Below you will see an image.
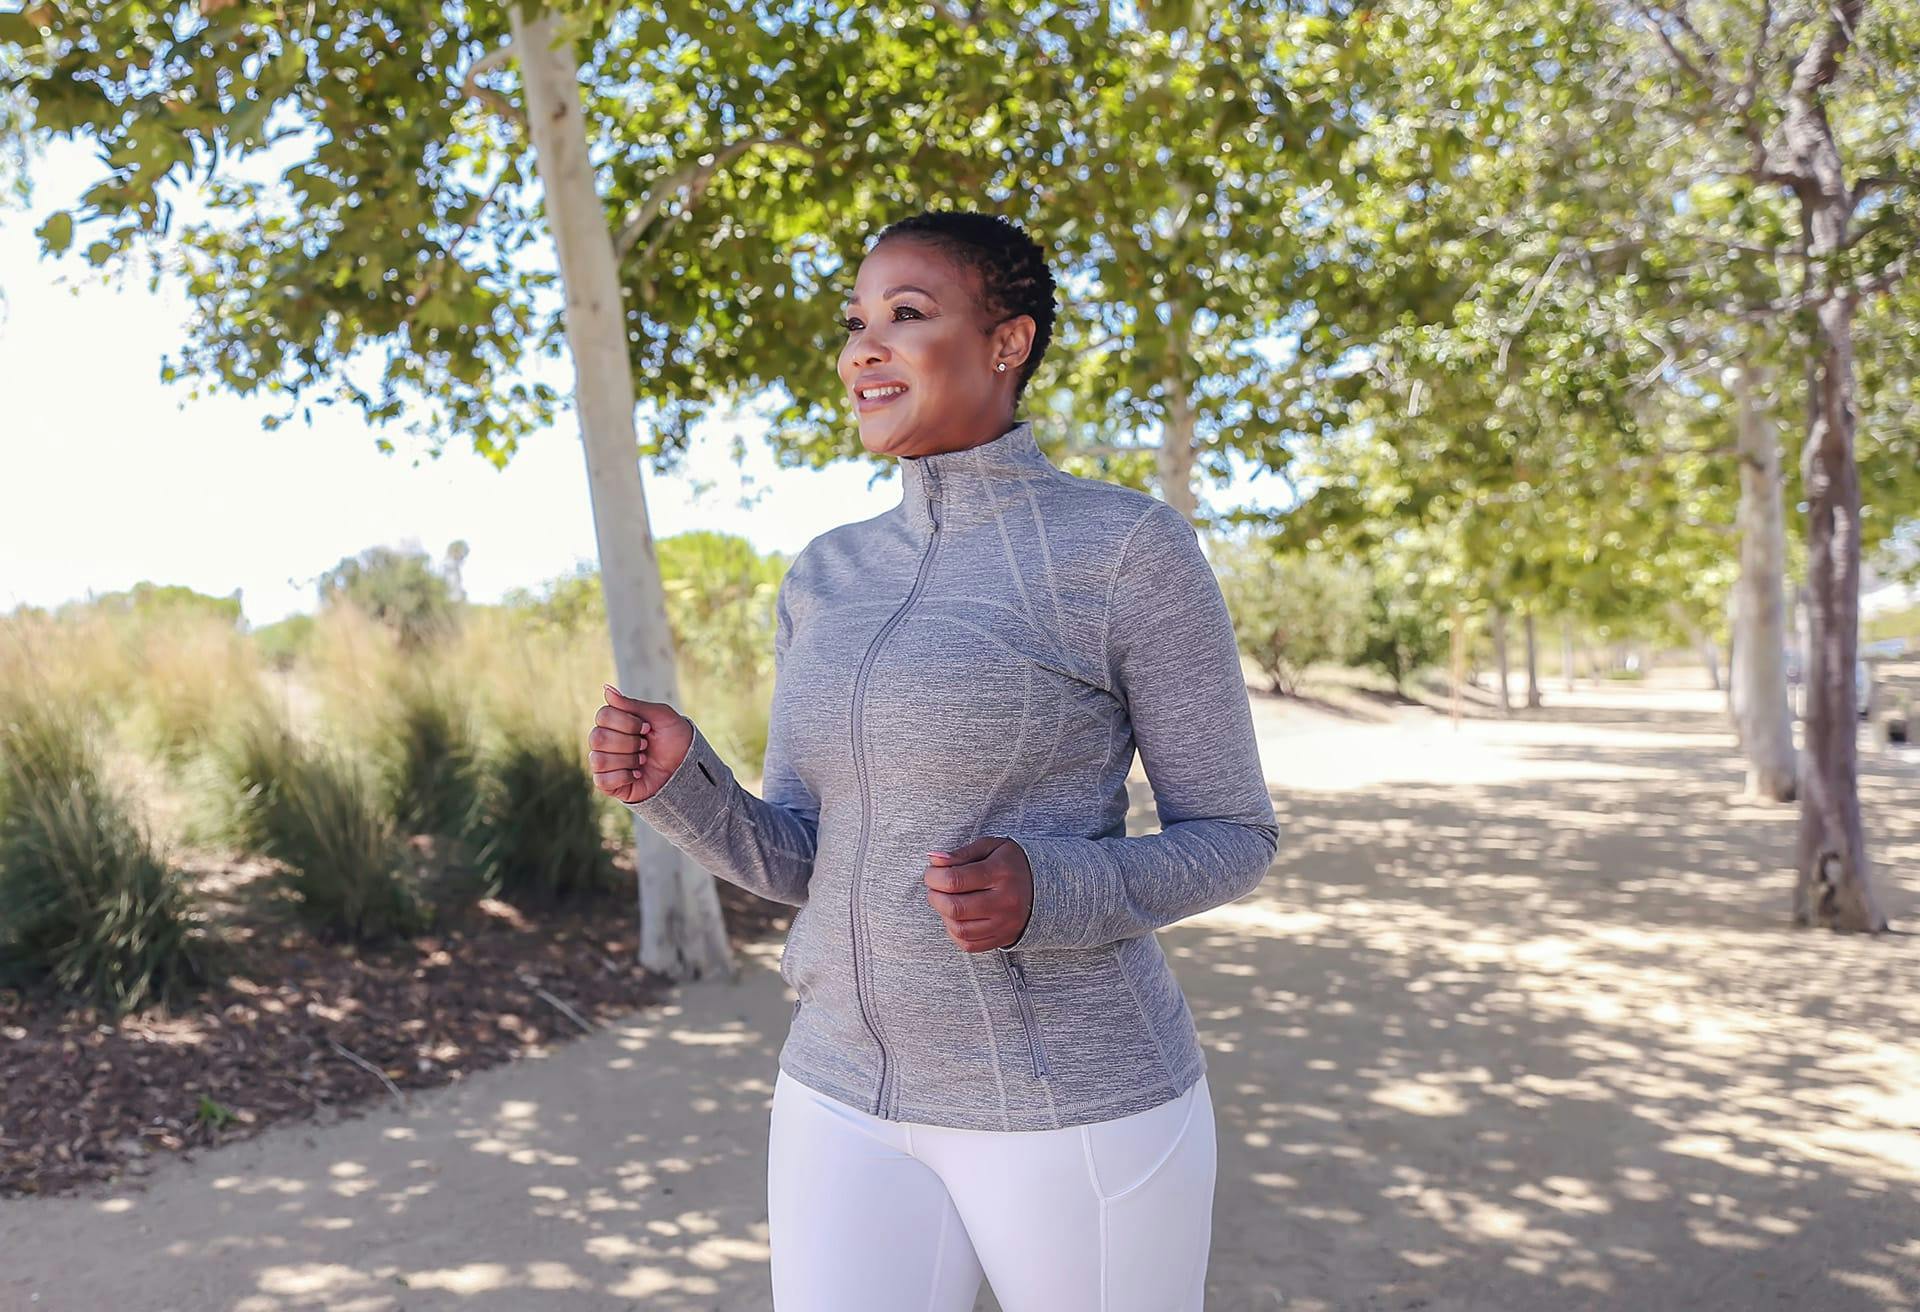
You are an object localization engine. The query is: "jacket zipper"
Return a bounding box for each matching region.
[1000,949,1051,1079]
[848,462,943,1119]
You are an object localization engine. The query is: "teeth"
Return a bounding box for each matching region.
[861,384,907,399]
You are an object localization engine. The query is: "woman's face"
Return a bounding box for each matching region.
[835,238,1033,459]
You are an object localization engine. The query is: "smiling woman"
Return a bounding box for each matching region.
[593,209,1271,1312]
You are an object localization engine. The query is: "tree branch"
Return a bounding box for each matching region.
[461,41,523,127]
[1852,173,1916,204]
[613,135,820,262]
[1629,0,1725,95]
[1496,246,1569,377]
[1735,249,1910,316]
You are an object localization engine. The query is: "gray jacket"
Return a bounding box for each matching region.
[627,417,1279,1131]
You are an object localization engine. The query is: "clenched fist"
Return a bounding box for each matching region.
[924,837,1037,953]
[589,683,694,805]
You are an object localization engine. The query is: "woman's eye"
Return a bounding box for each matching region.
[839,306,925,333]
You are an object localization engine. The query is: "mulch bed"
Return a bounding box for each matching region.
[0,846,792,1200]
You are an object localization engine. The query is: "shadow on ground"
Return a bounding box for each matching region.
[2,680,1916,1311]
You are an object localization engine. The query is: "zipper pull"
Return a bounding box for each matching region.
[1008,956,1025,985]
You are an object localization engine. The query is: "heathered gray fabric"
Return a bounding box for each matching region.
[626,416,1279,1131]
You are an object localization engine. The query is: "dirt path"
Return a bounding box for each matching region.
[4,674,1917,1311]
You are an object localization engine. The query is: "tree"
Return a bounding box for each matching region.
[1592,0,1914,930]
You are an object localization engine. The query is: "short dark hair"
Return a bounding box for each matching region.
[872,209,1057,400]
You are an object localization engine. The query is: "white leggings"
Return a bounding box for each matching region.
[766,1065,1217,1311]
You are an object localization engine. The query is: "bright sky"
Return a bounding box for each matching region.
[1,137,1280,629]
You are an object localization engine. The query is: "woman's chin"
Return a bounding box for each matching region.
[858,411,914,453]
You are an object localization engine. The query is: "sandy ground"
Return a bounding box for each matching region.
[3,671,1918,1312]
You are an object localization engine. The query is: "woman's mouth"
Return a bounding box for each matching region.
[855,382,910,412]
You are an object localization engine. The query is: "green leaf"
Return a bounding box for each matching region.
[37,209,73,254]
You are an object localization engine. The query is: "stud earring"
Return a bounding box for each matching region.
[996,362,1007,372]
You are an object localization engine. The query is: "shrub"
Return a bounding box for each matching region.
[201,711,304,855]
[264,743,430,942]
[125,613,272,765]
[0,696,213,1014]
[206,709,426,942]
[375,667,485,840]
[470,716,618,906]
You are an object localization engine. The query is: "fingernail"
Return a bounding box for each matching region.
[927,850,951,859]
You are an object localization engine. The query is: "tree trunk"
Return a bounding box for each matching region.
[1160,378,1201,524]
[1561,619,1575,692]
[1782,9,1888,931]
[1669,602,1724,692]
[1489,603,1511,715]
[1523,611,1541,708]
[1727,351,1797,801]
[511,5,736,978]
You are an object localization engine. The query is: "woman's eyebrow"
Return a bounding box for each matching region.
[842,283,939,310]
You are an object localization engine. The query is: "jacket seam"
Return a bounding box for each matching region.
[887,1077,1193,1120]
[1114,938,1179,1087]
[1100,502,1162,695]
[677,779,736,847]
[783,1041,1189,1120]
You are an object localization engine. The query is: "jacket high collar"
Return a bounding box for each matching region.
[895,418,1057,533]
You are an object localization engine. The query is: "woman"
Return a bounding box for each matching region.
[589,210,1278,1311]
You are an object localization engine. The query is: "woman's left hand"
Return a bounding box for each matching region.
[924,838,1035,952]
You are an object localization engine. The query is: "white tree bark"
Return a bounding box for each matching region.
[511,6,735,980]
[1523,611,1541,708]
[1561,619,1575,692]
[1725,354,1797,801]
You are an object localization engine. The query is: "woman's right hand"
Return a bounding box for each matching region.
[590,684,694,805]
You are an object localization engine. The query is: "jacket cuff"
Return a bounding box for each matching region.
[1005,834,1102,951]
[624,718,735,846]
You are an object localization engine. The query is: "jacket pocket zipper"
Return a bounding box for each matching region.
[1001,951,1051,1079]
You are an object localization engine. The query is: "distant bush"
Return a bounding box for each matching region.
[1865,603,1919,647]
[500,561,606,636]
[0,695,213,1014]
[0,594,269,765]
[1357,575,1451,695]
[68,582,243,630]
[250,613,316,671]
[1215,538,1368,695]
[318,543,459,651]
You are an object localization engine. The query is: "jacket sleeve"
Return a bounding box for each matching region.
[1006,501,1278,950]
[622,568,820,907]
